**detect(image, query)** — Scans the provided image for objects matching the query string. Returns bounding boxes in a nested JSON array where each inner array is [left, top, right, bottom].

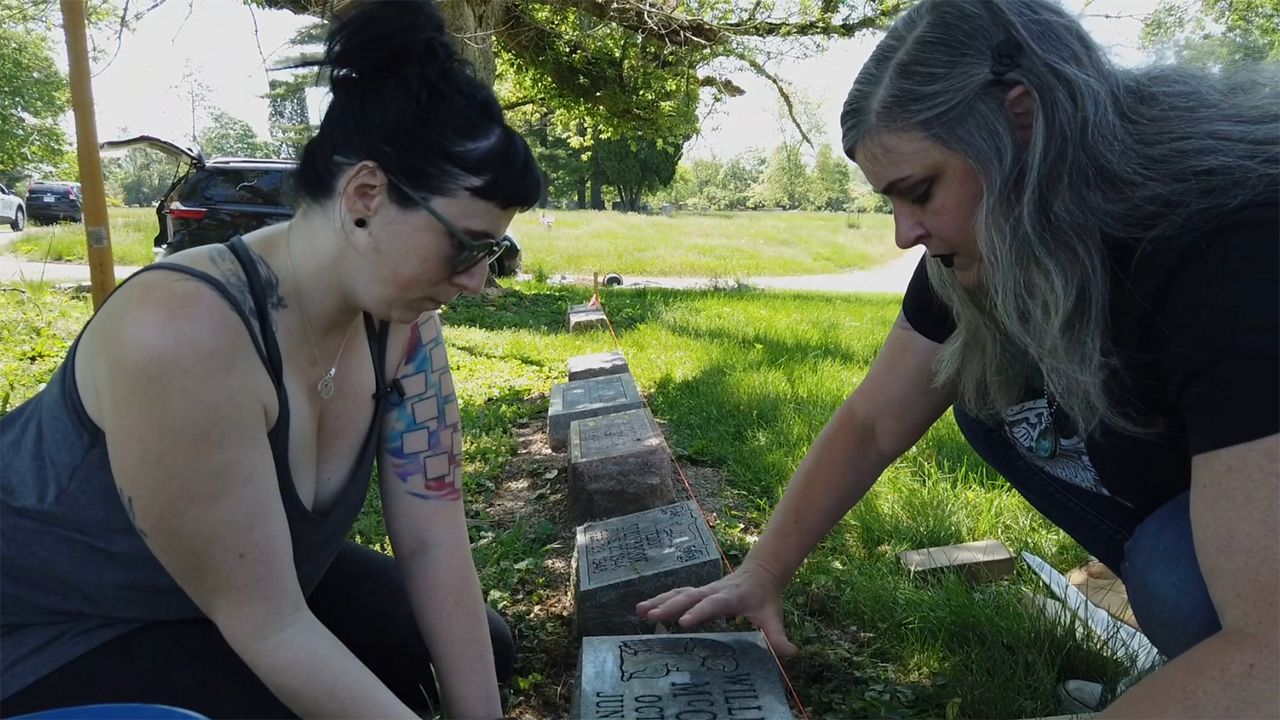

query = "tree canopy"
[[1141, 0, 1280, 68]]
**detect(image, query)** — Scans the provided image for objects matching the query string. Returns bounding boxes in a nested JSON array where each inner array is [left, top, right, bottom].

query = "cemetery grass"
[[507, 210, 900, 278], [6, 206, 155, 267], [3, 209, 899, 280], [2, 283, 1132, 720]]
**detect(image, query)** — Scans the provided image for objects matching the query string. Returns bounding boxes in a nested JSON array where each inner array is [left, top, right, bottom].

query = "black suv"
[[25, 182, 83, 224], [100, 135, 522, 276]]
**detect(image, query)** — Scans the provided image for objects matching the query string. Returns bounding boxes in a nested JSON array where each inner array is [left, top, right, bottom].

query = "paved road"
[[0, 241, 921, 295], [547, 247, 924, 295]]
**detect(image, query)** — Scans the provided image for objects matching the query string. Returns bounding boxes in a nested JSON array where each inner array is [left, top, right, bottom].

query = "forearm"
[[745, 397, 897, 582], [230, 609, 416, 719], [1101, 629, 1278, 718], [403, 551, 504, 719]]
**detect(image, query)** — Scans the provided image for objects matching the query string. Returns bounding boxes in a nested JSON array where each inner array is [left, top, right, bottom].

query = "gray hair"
[[841, 0, 1279, 436]]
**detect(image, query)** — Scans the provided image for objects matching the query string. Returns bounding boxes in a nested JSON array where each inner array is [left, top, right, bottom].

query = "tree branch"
[[737, 54, 813, 149]]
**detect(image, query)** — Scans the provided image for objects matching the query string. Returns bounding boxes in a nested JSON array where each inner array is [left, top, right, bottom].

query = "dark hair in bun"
[[292, 0, 542, 211]]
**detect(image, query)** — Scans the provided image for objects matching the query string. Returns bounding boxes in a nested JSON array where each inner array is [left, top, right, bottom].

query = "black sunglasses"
[[386, 175, 511, 274]]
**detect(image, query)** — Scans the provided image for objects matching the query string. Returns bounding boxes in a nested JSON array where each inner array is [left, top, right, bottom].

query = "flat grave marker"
[[574, 631, 794, 719], [568, 350, 631, 382], [574, 501, 722, 637], [568, 302, 609, 333], [548, 373, 644, 452]]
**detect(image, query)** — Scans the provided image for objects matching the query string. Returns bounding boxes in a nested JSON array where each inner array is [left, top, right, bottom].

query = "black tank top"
[[0, 237, 390, 699]]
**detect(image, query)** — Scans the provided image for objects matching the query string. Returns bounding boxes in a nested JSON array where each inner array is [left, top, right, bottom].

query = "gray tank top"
[[0, 237, 390, 699]]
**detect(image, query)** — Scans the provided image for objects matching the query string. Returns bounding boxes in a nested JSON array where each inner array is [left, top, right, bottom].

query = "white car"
[[0, 184, 25, 231]]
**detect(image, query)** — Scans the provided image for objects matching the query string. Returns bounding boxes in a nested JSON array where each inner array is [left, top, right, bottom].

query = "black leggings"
[[1, 542, 515, 719]]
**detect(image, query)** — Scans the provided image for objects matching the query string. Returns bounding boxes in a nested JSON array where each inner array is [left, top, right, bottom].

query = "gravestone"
[[548, 373, 644, 452], [568, 303, 609, 333], [569, 409, 675, 522], [568, 351, 631, 382], [574, 501, 721, 637], [573, 632, 794, 719]]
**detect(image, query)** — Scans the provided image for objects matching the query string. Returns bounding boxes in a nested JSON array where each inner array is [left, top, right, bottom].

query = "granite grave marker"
[[568, 302, 609, 333], [574, 632, 794, 719], [574, 501, 722, 636], [569, 408, 675, 522], [568, 350, 631, 382], [548, 373, 644, 452]]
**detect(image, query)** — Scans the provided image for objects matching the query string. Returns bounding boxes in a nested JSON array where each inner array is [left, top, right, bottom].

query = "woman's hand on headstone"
[[635, 558, 797, 655]]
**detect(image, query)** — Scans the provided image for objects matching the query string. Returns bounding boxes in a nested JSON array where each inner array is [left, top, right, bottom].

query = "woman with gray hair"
[[639, 0, 1278, 714]]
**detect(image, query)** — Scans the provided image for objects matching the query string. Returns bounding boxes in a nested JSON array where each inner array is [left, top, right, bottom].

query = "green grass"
[[4, 208, 898, 279], [0, 282, 1133, 719], [507, 210, 899, 277], [6, 206, 156, 267]]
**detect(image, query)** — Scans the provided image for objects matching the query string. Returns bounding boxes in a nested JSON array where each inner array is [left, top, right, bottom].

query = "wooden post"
[[60, 0, 115, 309]]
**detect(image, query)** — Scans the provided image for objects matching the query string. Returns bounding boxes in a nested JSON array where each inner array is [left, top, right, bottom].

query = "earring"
[[354, 217, 368, 228]]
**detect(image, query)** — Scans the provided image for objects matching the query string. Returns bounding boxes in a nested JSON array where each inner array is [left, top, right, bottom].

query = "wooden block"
[[1066, 561, 1139, 630], [898, 539, 1015, 583]]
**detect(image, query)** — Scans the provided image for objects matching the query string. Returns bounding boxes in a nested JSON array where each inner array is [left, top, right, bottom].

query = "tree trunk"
[[436, 0, 503, 87], [590, 155, 604, 210], [576, 177, 586, 209]]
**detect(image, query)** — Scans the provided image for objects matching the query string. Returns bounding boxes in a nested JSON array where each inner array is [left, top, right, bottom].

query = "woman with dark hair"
[[640, 0, 1278, 714], [0, 2, 541, 717]]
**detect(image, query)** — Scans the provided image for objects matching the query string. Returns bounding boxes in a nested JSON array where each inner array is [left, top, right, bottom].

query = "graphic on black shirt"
[[1002, 398, 1109, 497]]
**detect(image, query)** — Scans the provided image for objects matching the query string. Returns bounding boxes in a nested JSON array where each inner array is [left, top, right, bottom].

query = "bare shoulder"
[[76, 265, 277, 431]]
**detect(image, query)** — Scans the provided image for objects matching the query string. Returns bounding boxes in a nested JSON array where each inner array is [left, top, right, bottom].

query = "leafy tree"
[[265, 76, 315, 159], [595, 137, 681, 211], [102, 147, 185, 206], [717, 150, 766, 209], [198, 111, 277, 159], [0, 26, 71, 182], [252, 0, 908, 151], [849, 168, 892, 214], [1141, 0, 1280, 68], [264, 21, 326, 159], [808, 144, 852, 212], [751, 143, 808, 209]]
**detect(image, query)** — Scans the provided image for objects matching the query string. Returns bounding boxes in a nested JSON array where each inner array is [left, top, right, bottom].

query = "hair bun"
[[321, 0, 461, 97]]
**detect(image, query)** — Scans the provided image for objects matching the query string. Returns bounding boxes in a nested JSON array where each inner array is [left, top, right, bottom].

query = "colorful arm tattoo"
[[382, 314, 463, 502]]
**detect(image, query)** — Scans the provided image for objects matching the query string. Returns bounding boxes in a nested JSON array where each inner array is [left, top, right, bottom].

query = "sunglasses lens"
[[453, 238, 507, 273]]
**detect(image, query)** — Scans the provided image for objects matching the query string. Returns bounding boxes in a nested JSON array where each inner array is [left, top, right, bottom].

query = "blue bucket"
[[11, 704, 208, 720]]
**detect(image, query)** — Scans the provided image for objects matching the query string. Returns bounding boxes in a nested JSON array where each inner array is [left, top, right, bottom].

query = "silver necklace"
[[286, 223, 354, 400]]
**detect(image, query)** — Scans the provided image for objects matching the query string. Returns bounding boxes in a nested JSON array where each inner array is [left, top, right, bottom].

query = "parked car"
[[25, 182, 82, 224], [0, 183, 25, 231], [99, 135, 522, 276]]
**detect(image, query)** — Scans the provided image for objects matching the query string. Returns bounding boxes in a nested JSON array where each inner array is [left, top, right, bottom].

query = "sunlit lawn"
[[6, 206, 156, 267], [5, 208, 898, 279], [506, 209, 898, 277]]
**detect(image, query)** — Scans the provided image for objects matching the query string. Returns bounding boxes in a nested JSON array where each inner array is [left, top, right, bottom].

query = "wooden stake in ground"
[[61, 0, 116, 309]]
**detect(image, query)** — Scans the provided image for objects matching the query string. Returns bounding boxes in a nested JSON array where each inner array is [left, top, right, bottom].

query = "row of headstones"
[[554, 304, 796, 719]]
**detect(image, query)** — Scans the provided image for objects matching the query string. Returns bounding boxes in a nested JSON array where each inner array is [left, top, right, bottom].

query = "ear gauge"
[[354, 217, 368, 228]]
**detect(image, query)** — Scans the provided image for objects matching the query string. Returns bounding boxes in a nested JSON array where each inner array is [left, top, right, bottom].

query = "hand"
[[635, 558, 798, 655]]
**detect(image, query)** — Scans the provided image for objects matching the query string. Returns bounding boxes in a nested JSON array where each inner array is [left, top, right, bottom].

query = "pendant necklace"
[[1034, 383, 1060, 460], [287, 223, 354, 400]]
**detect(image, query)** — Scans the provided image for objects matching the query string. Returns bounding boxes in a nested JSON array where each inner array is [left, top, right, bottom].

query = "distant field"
[[507, 209, 898, 278], [4, 207, 899, 279], [7, 207, 156, 267]]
